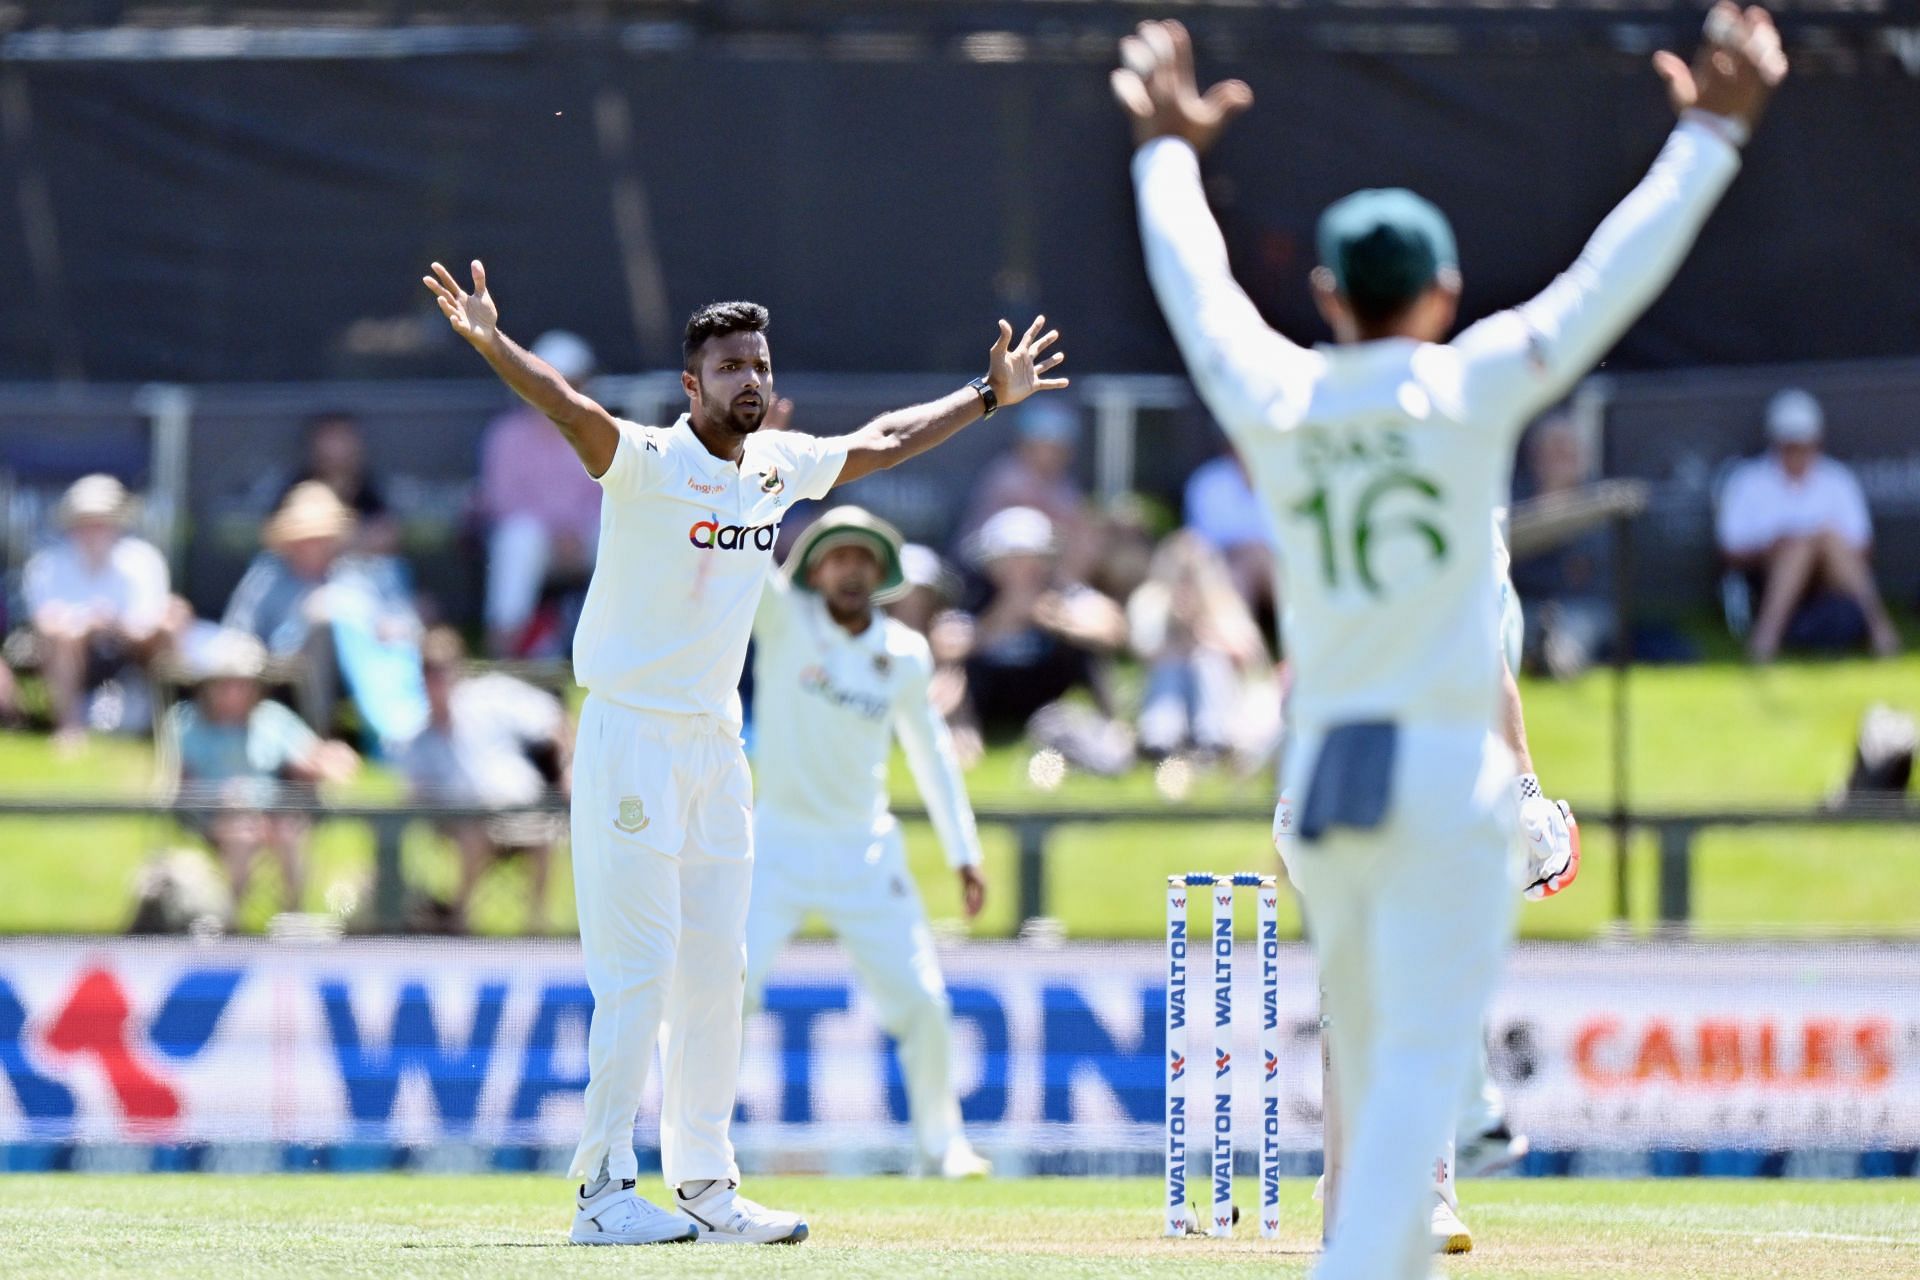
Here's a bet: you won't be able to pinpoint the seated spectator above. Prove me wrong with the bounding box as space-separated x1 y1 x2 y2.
1128 531 1277 765
1183 448 1276 619
950 506 1131 773
396 628 568 933
24 474 189 750
224 482 427 742
1511 415 1615 677
954 398 1097 582
1087 493 1159 608
168 630 359 920
889 544 961 639
478 331 603 657
276 412 402 559
1716 389 1899 662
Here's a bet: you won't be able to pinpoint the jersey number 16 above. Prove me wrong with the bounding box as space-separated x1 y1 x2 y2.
1290 470 1450 595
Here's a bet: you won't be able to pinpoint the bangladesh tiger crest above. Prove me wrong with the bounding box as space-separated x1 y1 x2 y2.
615 797 651 833
758 466 784 495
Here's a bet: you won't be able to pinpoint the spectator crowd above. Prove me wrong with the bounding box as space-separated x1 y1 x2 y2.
1 359 1908 933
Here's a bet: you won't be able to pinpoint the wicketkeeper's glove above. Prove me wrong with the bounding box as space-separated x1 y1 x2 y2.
1516 774 1580 900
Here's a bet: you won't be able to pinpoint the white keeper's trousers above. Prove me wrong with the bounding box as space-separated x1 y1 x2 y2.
742 814 964 1166
568 695 754 1189
1278 725 1517 1280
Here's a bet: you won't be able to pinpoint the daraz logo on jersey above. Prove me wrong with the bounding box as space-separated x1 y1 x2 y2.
687 514 779 551
799 664 889 721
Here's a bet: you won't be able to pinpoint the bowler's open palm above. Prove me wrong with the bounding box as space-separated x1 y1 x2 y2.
988 315 1069 408
423 259 499 349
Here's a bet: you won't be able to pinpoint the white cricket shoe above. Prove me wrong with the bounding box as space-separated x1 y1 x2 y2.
940 1144 994 1180
917 1140 992 1179
1431 1196 1473 1255
1456 1123 1531 1178
569 1179 699 1245
673 1180 809 1245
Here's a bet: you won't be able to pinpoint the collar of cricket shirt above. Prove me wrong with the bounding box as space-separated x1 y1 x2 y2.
673 413 749 476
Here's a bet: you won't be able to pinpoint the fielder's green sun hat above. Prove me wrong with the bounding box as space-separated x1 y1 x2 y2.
783 506 909 603
1316 187 1459 313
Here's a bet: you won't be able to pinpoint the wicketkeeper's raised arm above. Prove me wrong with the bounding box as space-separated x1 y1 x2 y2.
1456 2 1787 420
423 260 621 478
1452 128 1742 420
1131 141 1316 438
1115 21 1315 440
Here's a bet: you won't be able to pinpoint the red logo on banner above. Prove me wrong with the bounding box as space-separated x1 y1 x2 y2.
44 968 180 1121
1574 1016 1894 1089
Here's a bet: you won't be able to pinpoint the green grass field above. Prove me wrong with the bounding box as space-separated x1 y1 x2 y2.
2 653 1916 938
1 1175 1914 1279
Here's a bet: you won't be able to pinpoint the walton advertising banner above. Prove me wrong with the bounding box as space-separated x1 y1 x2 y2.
0 939 1913 1164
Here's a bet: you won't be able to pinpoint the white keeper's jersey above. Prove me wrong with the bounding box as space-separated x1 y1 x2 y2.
1134 123 1739 736
573 415 849 728
751 575 982 867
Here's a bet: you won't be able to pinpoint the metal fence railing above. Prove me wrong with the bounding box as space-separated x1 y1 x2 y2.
3 796 1916 933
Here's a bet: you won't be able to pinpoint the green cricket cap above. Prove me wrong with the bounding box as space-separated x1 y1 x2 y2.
1316 188 1459 312
783 505 909 603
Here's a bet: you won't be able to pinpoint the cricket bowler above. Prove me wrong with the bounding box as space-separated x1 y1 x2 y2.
745 505 992 1179
423 265 1065 1244
1114 10 1784 1276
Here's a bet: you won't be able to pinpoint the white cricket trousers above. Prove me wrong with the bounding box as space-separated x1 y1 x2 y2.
1279 725 1517 1280
568 695 754 1188
742 815 964 1166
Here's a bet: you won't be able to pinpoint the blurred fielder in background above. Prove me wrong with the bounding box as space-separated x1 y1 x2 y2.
424 261 1065 1245
1114 8 1784 1277
745 505 993 1180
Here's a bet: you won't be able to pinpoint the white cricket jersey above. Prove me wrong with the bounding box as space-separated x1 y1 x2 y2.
573 415 849 728
1134 122 1739 734
750 575 982 867
23 535 171 634
1715 453 1873 557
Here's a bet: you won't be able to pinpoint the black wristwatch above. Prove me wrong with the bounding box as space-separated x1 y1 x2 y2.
968 374 998 418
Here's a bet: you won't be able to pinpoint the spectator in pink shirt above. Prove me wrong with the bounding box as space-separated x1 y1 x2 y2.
954 398 1097 583
478 330 604 657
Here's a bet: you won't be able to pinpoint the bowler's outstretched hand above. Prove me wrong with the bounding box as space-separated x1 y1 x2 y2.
423 259 500 349
988 315 1069 408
